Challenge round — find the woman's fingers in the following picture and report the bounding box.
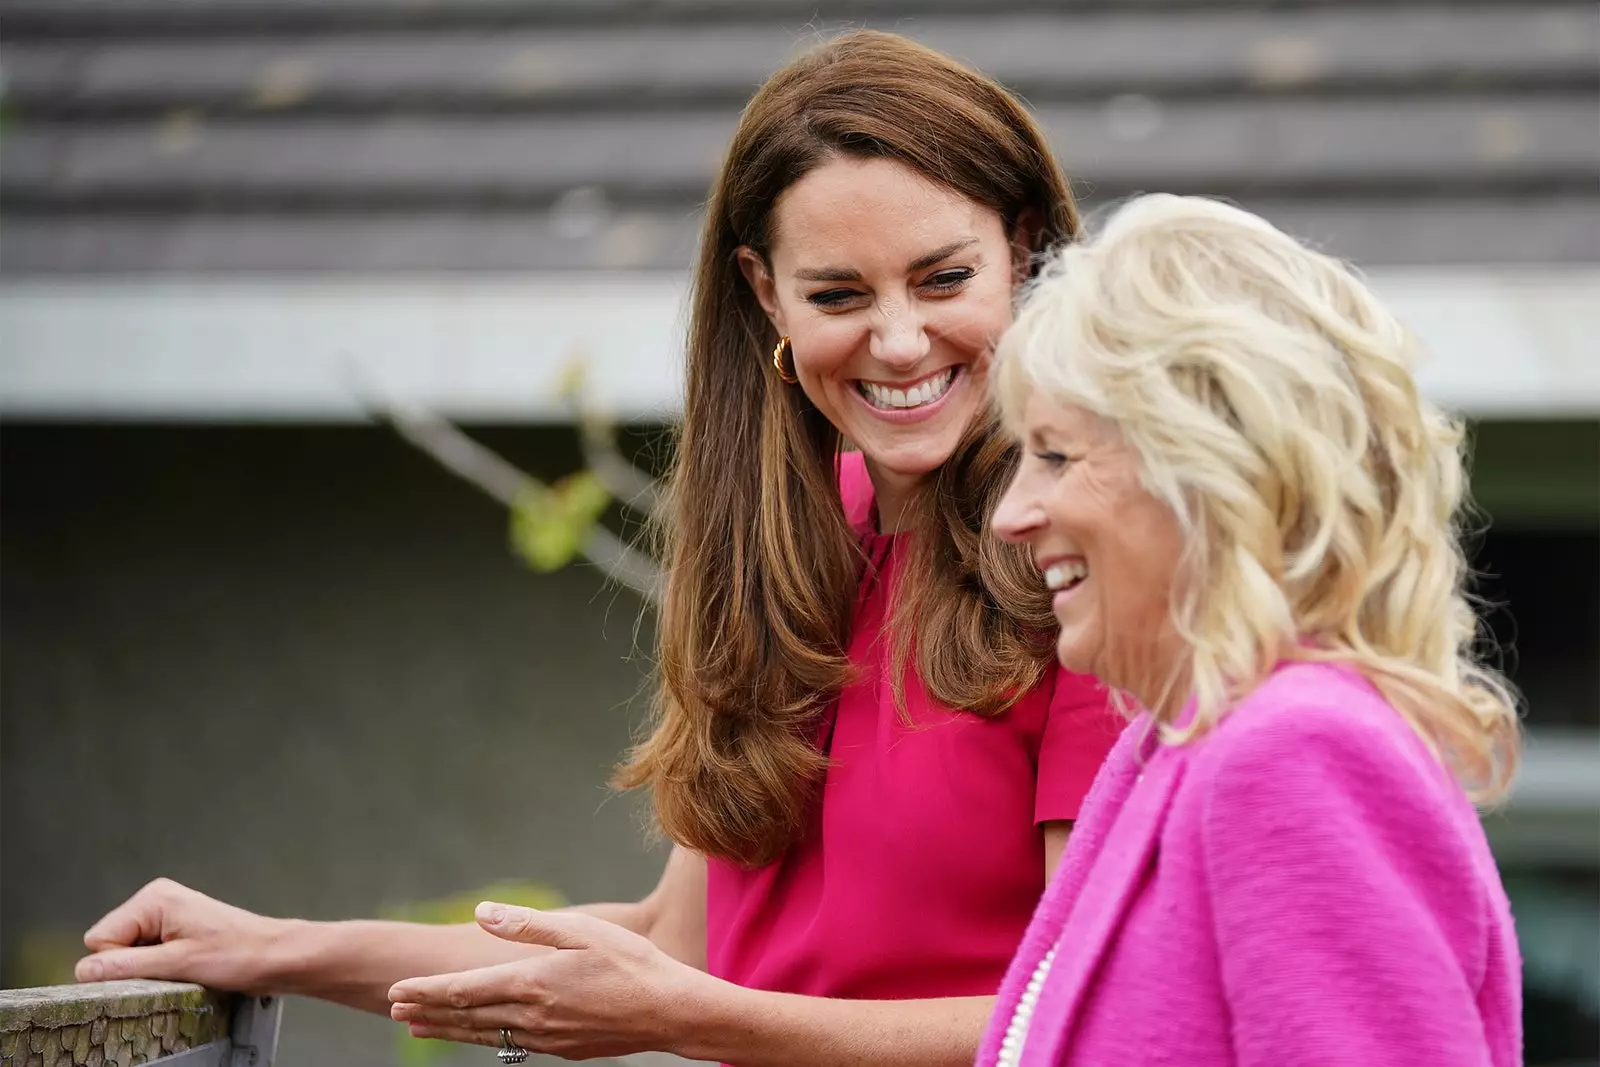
[389,959,528,1008]
[403,1023,525,1050]
[75,941,192,983]
[78,880,281,991]
[402,1022,610,1060]
[390,925,685,1062]
[475,903,598,950]
[391,1000,527,1033]
[83,905,155,953]
[84,878,184,950]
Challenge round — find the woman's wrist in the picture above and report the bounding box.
[252,916,318,995]
[657,966,751,1062]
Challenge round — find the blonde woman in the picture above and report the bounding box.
[982,194,1522,1067]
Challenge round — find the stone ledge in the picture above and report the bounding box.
[0,983,227,1033]
[0,982,230,1067]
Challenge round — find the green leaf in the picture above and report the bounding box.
[509,472,612,572]
[398,1035,452,1067]
[378,880,568,925]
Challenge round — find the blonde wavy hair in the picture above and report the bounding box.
[993,193,1521,802]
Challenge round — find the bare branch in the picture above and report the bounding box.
[384,395,530,509]
[346,361,661,603]
[582,524,664,603]
[560,355,661,516]
[579,414,662,515]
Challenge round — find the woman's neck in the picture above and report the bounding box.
[863,459,926,535]
[1125,641,1194,724]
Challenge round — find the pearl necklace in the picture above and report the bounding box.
[995,943,1058,1067]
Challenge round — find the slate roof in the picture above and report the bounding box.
[2,0,1597,274]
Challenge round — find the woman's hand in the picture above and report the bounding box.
[75,878,287,992]
[388,902,709,1060]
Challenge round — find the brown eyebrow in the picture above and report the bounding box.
[795,266,864,282]
[1027,427,1070,453]
[793,237,980,283]
[908,237,979,272]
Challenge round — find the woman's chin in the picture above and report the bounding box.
[849,396,982,474]
[1053,632,1096,677]
[855,437,961,481]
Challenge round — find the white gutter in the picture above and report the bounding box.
[1,268,1597,421]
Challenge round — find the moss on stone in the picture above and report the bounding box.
[0,983,231,1067]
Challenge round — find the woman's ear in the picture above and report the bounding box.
[736,246,785,331]
[1009,208,1045,286]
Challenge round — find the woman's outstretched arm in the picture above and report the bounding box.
[391,896,998,1067]
[389,823,1070,1065]
[75,846,706,1016]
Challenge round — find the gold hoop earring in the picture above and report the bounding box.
[772,335,799,384]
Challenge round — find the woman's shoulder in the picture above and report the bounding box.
[1177,661,1505,981]
[1214,660,1415,746]
[1190,661,1471,825]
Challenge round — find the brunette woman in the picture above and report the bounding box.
[77,31,1121,1067]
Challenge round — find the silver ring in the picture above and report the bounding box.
[496,1027,528,1065]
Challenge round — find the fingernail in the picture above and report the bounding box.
[80,960,103,982]
[476,902,506,925]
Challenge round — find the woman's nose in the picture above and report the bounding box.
[992,475,1044,544]
[869,304,929,369]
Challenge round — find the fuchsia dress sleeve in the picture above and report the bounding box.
[1035,670,1123,824]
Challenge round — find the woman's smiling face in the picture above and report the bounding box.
[739,155,1029,527]
[992,394,1186,700]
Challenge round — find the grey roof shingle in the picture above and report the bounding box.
[8,8,1595,113]
[2,0,1596,272]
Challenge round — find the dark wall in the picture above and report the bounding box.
[1473,527,1599,728]
[1469,419,1600,730]
[3,421,1596,1065]
[2,423,666,1067]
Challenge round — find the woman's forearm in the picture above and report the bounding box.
[670,980,995,1067]
[268,919,540,1013]
[273,899,649,1014]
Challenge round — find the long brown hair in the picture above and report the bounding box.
[614,30,1081,866]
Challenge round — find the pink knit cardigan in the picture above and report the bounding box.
[978,661,1522,1067]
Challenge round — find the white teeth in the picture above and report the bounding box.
[1043,560,1089,591]
[859,368,957,410]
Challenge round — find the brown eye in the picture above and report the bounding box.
[923,268,974,292]
[808,289,863,308]
[1035,451,1071,470]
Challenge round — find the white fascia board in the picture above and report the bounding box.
[1509,728,1600,815]
[0,274,690,422]
[1,268,1596,421]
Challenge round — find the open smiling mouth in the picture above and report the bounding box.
[855,366,960,411]
[1044,560,1089,594]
